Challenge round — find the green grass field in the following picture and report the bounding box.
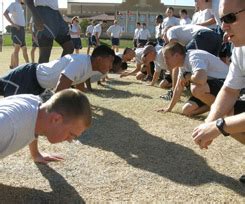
[2,33,133,48]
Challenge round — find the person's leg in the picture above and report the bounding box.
[21,46,29,63]
[191,83,215,106]
[11,44,21,68]
[182,97,209,117]
[60,40,74,57]
[159,79,172,89]
[30,47,36,63]
[38,46,53,63]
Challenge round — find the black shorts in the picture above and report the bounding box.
[111,37,120,46]
[36,6,71,47]
[234,100,245,115]
[164,73,172,84]
[138,39,148,47]
[207,78,224,96]
[88,36,93,46]
[71,38,82,49]
[0,63,45,97]
[11,26,26,47]
[91,35,97,46]
[189,78,225,107]
[188,96,206,107]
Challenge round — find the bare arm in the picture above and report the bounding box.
[54,74,73,92]
[158,76,185,112]
[197,18,216,27]
[120,63,142,77]
[3,10,19,29]
[193,112,245,149]
[29,138,64,164]
[149,71,160,86]
[190,70,207,86]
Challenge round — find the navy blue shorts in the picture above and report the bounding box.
[186,30,222,56]
[91,35,97,46]
[0,63,45,97]
[111,37,120,46]
[71,38,82,49]
[138,39,148,47]
[88,36,93,46]
[36,6,71,47]
[11,26,26,47]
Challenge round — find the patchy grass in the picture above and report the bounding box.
[0,47,244,202]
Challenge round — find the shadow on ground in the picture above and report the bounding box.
[91,82,152,99]
[80,106,245,196]
[0,164,84,203]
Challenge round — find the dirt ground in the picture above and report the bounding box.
[0,47,244,203]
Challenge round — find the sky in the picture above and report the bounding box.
[1,0,194,32]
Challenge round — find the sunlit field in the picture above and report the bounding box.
[0,46,244,202]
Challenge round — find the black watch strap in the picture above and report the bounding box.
[216,118,230,136]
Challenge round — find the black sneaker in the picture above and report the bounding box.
[239,175,245,183]
[160,89,173,101]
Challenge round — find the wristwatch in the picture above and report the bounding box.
[216,118,230,136]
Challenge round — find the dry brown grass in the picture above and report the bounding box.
[0,47,244,202]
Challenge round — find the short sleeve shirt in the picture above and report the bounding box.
[36,54,93,89]
[34,0,59,10]
[180,50,229,79]
[224,47,245,90]
[6,2,25,26]
[0,94,40,159]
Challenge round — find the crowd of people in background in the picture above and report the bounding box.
[1,0,245,183]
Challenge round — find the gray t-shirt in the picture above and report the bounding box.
[180,49,229,79]
[0,94,41,159]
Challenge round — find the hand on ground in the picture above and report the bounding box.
[33,152,64,164]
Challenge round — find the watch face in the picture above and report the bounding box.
[216,118,223,127]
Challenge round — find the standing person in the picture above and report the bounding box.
[179,9,192,25]
[192,0,216,29]
[29,17,39,63]
[24,0,74,63]
[70,16,82,54]
[192,0,245,183]
[155,15,164,46]
[3,0,29,69]
[106,20,123,52]
[86,21,95,55]
[91,20,107,47]
[157,42,229,117]
[162,7,179,42]
[133,22,141,49]
[0,45,115,97]
[0,89,92,164]
[138,23,151,47]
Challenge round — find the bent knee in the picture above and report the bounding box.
[182,102,198,117]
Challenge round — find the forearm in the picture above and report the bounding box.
[190,71,207,86]
[166,78,184,111]
[3,12,14,25]
[223,113,245,134]
[127,64,141,75]
[198,18,216,27]
[151,71,160,85]
[29,138,39,159]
